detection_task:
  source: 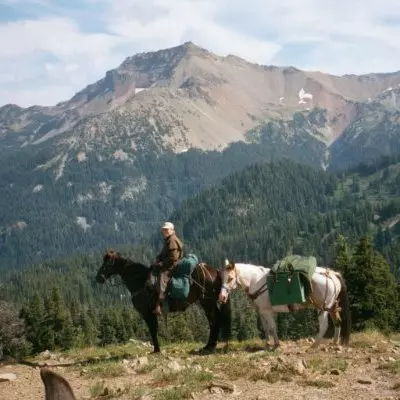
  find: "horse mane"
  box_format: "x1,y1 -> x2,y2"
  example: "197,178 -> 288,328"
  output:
103,249 -> 151,287
103,249 -> 149,269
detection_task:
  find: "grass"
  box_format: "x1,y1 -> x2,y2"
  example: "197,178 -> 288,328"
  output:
65,342 -> 148,361
351,330 -> 394,353
89,381 -> 106,398
136,361 -> 158,374
160,341 -> 203,357
204,354 -> 256,380
88,381 -> 133,398
350,330 -> 389,348
151,368 -> 213,398
249,369 -> 288,383
153,385 -> 193,400
379,360 -> 400,375
307,357 -> 348,374
390,332 -> 400,342
132,386 -> 147,399
85,360 -> 127,379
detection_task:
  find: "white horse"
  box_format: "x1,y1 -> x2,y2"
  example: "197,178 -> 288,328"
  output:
218,259 -> 351,349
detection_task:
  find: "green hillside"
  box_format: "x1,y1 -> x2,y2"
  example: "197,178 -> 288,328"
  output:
1,156 -> 399,359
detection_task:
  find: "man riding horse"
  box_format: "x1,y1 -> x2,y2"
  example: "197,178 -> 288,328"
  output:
152,222 -> 184,316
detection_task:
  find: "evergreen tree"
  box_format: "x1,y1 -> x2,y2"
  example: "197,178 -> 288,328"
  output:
345,235 -> 399,331
60,312 -> 76,350
99,312 -> 117,345
80,309 -> 99,346
20,293 -> 45,353
333,234 -> 351,275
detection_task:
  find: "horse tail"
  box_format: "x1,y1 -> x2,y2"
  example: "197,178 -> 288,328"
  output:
219,296 -> 232,342
336,272 -> 351,346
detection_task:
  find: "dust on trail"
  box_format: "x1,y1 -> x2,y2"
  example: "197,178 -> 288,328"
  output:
1,334 -> 399,400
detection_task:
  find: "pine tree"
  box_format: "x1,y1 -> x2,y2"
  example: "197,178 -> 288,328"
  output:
80,309 -> 99,346
345,235 -> 399,331
333,234 -> 351,274
99,312 -> 117,345
60,312 -> 76,350
69,299 -> 81,327
20,293 -> 45,353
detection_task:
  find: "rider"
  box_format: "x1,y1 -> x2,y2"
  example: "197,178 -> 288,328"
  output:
152,222 -> 184,316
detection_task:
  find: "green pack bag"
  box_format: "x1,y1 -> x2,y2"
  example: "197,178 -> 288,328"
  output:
169,254 -> 199,300
267,255 -> 316,306
267,270 -> 306,305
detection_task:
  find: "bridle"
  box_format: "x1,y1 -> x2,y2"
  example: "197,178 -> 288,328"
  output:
98,255 -> 125,288
221,264 -> 242,295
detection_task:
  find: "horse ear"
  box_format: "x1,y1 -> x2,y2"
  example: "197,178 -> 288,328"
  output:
40,368 -> 77,400
224,258 -> 229,266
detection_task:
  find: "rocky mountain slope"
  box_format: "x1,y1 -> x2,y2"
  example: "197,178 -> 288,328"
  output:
1,42 -> 399,153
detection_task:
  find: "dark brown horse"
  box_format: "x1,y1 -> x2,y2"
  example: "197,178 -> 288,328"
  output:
95,249 -> 232,354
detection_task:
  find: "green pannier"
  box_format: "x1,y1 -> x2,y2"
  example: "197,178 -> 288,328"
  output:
267,271 -> 306,306
267,255 -> 316,306
169,254 -> 199,300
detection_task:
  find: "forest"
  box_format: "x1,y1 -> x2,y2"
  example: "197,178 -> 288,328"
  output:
1,155 -> 399,359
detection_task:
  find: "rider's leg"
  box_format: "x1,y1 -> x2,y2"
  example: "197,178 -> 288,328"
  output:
154,268 -> 173,315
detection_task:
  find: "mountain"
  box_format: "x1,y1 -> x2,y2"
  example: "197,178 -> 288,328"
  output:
0,42 -> 399,270
330,88 -> 400,170
2,42 -> 400,152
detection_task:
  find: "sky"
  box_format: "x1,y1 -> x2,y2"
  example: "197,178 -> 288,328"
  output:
1,0 -> 399,107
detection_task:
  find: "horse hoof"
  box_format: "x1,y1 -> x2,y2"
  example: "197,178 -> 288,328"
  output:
266,344 -> 279,352
198,346 -> 216,355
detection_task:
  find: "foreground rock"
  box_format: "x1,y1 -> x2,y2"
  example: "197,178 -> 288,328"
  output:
0,373 -> 17,382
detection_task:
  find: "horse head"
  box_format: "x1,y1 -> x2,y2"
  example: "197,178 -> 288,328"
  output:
96,248 -> 124,283
218,259 -> 237,304
40,367 -> 77,400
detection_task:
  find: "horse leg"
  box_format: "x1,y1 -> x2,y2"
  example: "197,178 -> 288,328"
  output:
142,312 -> 160,353
330,311 -> 342,345
311,310 -> 329,349
200,301 -> 218,353
259,313 -> 271,348
263,310 -> 280,350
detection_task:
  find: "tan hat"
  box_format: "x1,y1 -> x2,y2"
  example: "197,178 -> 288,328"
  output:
161,222 -> 174,230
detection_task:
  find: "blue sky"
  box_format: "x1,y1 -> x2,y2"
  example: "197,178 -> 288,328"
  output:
1,0 -> 399,107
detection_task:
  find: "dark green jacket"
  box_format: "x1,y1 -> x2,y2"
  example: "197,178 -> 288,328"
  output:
156,233 -> 184,270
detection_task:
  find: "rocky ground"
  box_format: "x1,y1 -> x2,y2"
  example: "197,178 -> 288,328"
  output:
1,332 -> 399,400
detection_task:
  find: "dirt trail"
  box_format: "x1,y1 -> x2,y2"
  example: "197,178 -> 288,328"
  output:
1,335 -> 399,400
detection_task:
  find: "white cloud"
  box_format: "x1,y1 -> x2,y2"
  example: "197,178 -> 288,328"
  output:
0,0 -> 399,107
0,18 -> 118,58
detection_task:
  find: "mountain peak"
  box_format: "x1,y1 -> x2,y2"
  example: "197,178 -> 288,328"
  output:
119,41 -> 208,70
